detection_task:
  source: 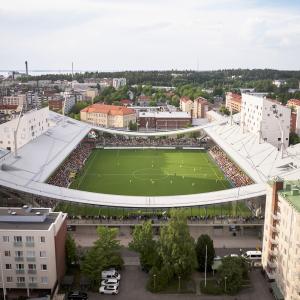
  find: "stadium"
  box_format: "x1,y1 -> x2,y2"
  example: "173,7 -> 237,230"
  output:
1,108 -> 300,219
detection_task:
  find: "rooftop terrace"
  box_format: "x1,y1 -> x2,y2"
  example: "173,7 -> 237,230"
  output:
278,181 -> 300,213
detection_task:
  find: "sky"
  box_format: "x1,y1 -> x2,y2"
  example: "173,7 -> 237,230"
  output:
0,0 -> 300,71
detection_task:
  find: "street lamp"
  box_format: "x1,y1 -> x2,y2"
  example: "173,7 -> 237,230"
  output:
178,275 -> 181,292
224,276 -> 227,293
153,274 -> 156,290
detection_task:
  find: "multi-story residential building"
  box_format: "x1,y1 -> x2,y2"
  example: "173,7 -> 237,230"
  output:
225,92 -> 242,113
1,95 -> 26,109
0,206 -> 67,298
193,97 -> 209,118
180,97 -> 193,114
287,99 -> 300,135
85,89 -> 98,101
138,111 -> 191,130
112,78 -> 126,90
262,180 -> 300,300
241,94 -> 291,150
0,107 -> 50,151
80,103 -> 136,128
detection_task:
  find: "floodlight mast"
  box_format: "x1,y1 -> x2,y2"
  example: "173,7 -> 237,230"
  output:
13,106 -> 23,158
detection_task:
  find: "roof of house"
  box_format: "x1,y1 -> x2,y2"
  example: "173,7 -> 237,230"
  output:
120,99 -> 133,104
180,96 -> 192,103
138,95 -> 151,101
227,92 -> 242,103
81,103 -> 135,116
287,99 -> 300,107
194,96 -> 209,104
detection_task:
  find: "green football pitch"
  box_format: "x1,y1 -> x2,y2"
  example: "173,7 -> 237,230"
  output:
70,149 -> 231,196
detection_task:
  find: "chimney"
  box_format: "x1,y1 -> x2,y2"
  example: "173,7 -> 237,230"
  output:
25,61 -> 28,76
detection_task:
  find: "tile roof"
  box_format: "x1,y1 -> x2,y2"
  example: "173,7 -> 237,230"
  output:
287,99 -> 300,107
81,103 -> 135,116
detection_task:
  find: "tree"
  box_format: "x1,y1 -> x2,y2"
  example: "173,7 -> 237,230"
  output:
158,209 -> 197,278
219,105 -> 230,116
128,120 -> 138,131
129,221 -> 158,272
82,226 -> 124,288
218,256 -> 248,294
65,233 -> 77,268
195,234 -> 215,272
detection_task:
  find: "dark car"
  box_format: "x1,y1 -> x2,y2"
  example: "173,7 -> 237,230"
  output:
67,291 -> 88,300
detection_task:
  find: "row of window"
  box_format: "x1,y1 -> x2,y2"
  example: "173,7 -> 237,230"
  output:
4,250 -> 47,258
6,276 -> 48,284
6,263 -> 48,270
2,236 -> 46,243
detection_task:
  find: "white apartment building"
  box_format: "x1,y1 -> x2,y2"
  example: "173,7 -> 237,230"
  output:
241,94 -> 291,149
0,107 -> 50,151
262,180 -> 300,300
0,207 -> 67,297
112,78 -> 126,90
61,92 -> 76,115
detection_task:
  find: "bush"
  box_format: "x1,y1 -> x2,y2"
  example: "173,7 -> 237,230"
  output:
200,279 -> 223,295
147,266 -> 170,292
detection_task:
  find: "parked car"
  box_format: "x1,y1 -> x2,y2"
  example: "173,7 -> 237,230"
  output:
99,285 -> 119,295
101,269 -> 121,281
101,278 -> 119,287
67,291 -> 88,300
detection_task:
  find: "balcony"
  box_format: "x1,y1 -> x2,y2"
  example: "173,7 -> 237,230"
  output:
28,269 -> 37,274
13,242 -> 23,247
26,257 -> 36,262
270,224 -> 279,233
267,258 -> 277,269
270,236 -> 278,245
271,212 -> 280,221
15,257 -> 24,262
25,242 -> 35,247
16,282 -> 26,288
28,283 -> 37,288
16,269 -> 25,274
269,248 -> 278,256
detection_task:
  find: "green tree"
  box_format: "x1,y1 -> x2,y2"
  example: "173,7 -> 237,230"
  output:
158,209 -> 197,278
129,221 -> 158,271
218,256 -> 248,294
128,121 -> 138,131
219,105 -> 230,116
82,226 -> 123,288
195,234 -> 215,272
65,233 -> 77,268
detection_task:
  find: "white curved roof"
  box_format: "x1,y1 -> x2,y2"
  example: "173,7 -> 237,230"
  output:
3,111 -> 299,207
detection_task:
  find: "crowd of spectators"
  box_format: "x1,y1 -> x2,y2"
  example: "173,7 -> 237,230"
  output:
47,142 -> 94,187
98,136 -> 201,147
209,146 -> 254,187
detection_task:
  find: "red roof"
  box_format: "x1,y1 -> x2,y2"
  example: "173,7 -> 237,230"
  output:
180,96 -> 192,103
287,99 -> 300,107
120,99 -> 132,105
227,92 -> 241,103
138,95 -> 151,101
81,103 -> 135,116
194,96 -> 209,104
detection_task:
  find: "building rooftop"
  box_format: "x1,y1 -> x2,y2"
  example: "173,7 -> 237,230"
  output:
278,181 -> 300,212
81,103 -> 135,116
0,207 -> 61,230
139,111 -> 191,119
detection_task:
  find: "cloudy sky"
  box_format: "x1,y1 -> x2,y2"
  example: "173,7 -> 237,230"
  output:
0,0 -> 300,71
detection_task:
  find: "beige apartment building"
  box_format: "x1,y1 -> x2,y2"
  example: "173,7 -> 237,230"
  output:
0,207 -> 67,298
180,97 -> 193,114
262,180 -> 300,300
180,96 -> 209,118
80,103 -> 136,128
225,92 -> 242,113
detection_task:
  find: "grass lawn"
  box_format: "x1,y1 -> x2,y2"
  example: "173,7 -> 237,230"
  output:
70,149 -> 231,196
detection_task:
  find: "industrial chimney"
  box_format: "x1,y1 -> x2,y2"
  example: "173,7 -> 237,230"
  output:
25,61 -> 28,76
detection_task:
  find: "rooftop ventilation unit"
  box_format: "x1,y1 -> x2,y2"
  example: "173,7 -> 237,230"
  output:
35,212 -> 41,215
11,211 -> 16,215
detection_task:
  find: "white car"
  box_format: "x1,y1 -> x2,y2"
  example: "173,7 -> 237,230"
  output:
99,285 -> 119,295
101,279 -> 119,287
101,270 -> 121,281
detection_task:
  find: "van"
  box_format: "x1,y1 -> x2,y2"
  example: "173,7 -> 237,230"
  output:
101,269 -> 121,281
242,250 -> 262,260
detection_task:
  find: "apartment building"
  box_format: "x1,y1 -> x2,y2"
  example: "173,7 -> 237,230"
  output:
180,97 -> 193,114
112,78 -> 126,90
1,95 -> 26,111
80,103 -> 136,128
262,180 -> 300,300
287,99 -> 300,135
0,207 -> 67,298
225,92 -> 242,113
241,94 -> 291,149
0,107 -> 50,151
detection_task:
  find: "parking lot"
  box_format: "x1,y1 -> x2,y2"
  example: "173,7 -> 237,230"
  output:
88,265 -> 274,300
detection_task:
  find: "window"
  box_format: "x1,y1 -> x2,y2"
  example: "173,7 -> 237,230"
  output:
17,277 -> 25,283
41,277 -> 48,284
14,236 -> 22,242
3,236 -> 9,242
4,251 -> 11,257
40,236 -> 46,243
27,250 -> 35,257
41,264 -> 47,270
15,251 -> 23,257
5,264 -> 12,270
40,251 -> 46,258
29,277 -> 37,283
28,264 -> 36,270
6,277 -> 13,283
26,236 -> 34,243
16,264 -> 24,270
